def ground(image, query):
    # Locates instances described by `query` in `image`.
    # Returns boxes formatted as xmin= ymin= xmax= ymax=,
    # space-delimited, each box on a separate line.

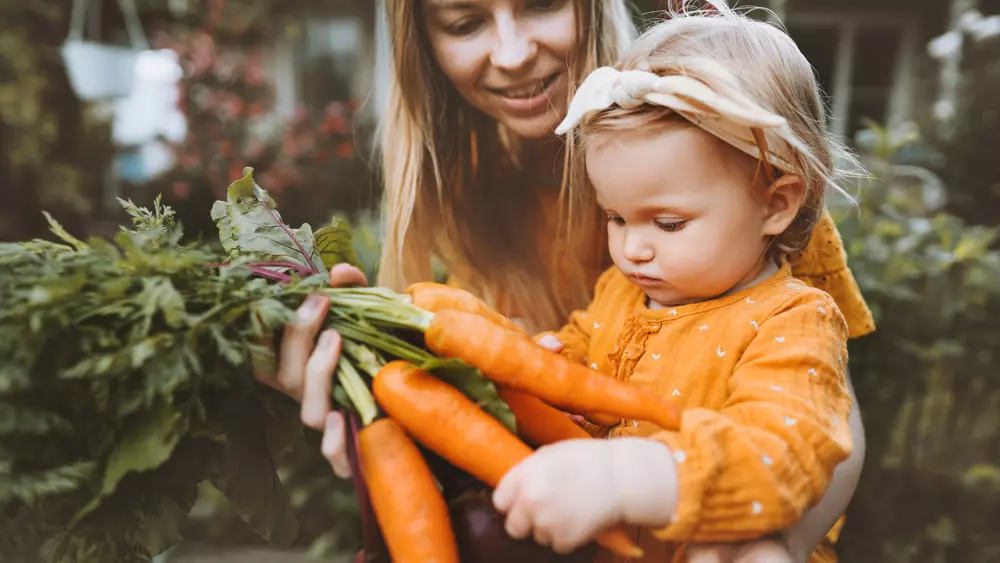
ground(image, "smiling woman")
xmin=421 ymin=0 xmax=576 ymax=138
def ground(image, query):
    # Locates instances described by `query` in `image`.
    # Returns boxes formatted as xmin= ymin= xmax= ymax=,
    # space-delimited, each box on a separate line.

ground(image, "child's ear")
xmin=761 ymin=174 xmax=805 ymax=237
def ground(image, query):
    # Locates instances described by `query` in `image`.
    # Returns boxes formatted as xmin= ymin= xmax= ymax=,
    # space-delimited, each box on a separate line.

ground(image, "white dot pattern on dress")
xmin=751 ymin=501 xmax=763 ymax=514
xmin=674 ymin=450 xmax=687 ymax=463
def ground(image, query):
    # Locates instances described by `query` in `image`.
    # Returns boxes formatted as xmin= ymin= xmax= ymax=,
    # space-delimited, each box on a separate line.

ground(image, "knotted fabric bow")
xmin=555 ymin=66 xmax=796 ymax=173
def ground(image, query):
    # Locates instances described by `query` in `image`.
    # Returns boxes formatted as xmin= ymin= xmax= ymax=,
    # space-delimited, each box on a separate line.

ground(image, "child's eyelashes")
xmin=604 ymin=214 xmax=687 ymax=232
xmin=655 ymin=219 xmax=688 ymax=233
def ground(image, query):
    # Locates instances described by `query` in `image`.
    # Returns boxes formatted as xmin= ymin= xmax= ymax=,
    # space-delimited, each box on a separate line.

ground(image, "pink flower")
xmin=172 ymin=182 xmax=192 ymax=200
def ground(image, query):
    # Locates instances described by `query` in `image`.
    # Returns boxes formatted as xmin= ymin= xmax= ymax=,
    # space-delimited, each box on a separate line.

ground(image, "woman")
xmin=260 ymin=1 xmax=872 ymax=561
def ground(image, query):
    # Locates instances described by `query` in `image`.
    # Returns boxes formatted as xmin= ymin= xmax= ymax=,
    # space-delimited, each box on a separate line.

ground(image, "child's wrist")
xmin=609 ymin=438 xmax=678 ymax=527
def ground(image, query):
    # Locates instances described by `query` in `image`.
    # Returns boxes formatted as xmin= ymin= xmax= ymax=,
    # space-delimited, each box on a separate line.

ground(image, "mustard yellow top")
xmin=550 ymin=264 xmax=853 ymax=563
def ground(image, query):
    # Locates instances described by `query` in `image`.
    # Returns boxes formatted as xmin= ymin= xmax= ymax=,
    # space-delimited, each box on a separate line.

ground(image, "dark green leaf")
xmin=70 ymin=402 xmax=188 ymax=526
xmin=210 ymin=393 xmax=299 ymax=547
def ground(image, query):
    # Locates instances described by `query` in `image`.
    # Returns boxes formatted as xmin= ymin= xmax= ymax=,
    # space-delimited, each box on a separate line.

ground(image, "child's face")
xmin=586 ymin=124 xmax=777 ymax=307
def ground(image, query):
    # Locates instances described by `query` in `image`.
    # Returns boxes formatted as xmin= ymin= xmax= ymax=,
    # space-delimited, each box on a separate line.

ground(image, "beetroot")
xmin=449 ymin=490 xmax=599 ymax=563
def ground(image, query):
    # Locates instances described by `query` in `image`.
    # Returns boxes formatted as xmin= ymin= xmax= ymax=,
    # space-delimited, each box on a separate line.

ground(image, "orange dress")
xmin=549 ymin=264 xmax=852 ymax=563
xmin=450 ymin=208 xmax=873 ymax=561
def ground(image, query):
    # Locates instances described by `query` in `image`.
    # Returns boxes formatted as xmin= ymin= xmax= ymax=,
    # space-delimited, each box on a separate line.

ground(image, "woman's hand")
xmin=254 ymin=263 xmax=367 ymax=478
xmin=686 ymin=540 xmax=795 ymax=563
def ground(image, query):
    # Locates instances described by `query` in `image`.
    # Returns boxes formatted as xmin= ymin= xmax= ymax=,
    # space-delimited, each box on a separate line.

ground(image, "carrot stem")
xmin=336 ymin=357 xmax=378 ymax=425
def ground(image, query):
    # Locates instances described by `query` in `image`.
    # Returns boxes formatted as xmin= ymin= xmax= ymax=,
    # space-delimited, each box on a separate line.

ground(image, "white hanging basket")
xmin=61 ymin=0 xmax=149 ymax=102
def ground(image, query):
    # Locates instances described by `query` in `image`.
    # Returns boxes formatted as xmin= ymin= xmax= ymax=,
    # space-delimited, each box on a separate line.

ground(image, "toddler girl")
xmin=491 ymin=4 xmax=859 ymax=562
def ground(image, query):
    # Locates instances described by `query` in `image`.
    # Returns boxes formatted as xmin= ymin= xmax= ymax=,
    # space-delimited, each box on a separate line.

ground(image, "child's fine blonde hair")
xmin=569 ymin=1 xmax=862 ymax=255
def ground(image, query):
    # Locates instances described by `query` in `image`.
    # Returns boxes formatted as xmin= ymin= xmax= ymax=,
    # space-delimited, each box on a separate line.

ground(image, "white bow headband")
xmin=555 ymin=66 xmax=796 ymax=173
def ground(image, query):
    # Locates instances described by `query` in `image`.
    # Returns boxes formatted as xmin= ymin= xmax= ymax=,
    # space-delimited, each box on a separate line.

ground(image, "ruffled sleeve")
xmin=789 ymin=209 xmax=875 ymax=338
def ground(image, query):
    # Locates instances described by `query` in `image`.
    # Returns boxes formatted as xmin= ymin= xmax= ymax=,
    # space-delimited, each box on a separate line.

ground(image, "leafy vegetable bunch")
xmin=0 ymin=169 xmax=680 ymax=563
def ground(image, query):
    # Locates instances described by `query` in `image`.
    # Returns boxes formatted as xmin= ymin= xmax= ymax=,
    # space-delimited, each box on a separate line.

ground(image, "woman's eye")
xmin=655 ymin=219 xmax=687 ymax=232
xmin=606 ymin=215 xmax=625 ymax=226
xmin=528 ymin=0 xmax=561 ymax=11
xmin=444 ymin=17 xmax=485 ymax=36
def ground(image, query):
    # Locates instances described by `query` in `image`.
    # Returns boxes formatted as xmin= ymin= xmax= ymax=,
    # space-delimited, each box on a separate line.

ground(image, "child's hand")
xmin=492 ymin=437 xmax=677 ymax=554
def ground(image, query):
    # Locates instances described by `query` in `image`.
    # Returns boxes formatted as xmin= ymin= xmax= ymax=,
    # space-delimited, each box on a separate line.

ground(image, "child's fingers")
xmin=536 ymin=334 xmax=564 ymax=352
xmin=532 ymin=523 xmax=553 ymax=548
xmin=492 ymin=467 xmax=522 ymax=513
xmin=502 ymin=500 xmax=533 ymax=540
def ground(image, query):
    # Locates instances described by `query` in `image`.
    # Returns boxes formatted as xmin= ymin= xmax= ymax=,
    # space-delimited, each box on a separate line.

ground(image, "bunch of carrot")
xmin=352 ymin=283 xmax=682 ymax=563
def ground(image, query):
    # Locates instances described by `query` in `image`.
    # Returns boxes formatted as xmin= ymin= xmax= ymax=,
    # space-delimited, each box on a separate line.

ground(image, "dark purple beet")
xmin=448 ymin=490 xmax=598 ymax=563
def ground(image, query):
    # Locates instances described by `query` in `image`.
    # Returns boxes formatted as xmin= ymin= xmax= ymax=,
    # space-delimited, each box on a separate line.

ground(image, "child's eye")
xmin=655 ymin=219 xmax=687 ymax=232
xmin=605 ymin=214 xmax=625 ymax=226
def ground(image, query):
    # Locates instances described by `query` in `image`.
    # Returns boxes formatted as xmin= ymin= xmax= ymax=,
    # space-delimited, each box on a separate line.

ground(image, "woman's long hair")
xmin=377 ymin=0 xmax=635 ymax=332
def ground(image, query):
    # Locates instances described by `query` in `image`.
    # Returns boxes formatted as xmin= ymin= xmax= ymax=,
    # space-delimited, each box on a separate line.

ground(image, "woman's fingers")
xmin=276 ymin=295 xmax=330 ymax=400
xmin=300 ymin=330 xmax=342 ymax=430
xmin=329 ymin=263 xmax=368 ymax=288
xmin=321 ymin=411 xmax=352 ymax=478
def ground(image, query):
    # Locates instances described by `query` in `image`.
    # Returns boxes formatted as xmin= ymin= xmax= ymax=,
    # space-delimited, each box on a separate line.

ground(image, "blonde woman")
xmin=260 ymin=1 xmax=872 ymax=561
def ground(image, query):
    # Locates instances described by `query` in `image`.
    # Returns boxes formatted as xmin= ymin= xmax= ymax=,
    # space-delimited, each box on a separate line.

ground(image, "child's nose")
xmin=622 ymin=231 xmax=654 ymax=263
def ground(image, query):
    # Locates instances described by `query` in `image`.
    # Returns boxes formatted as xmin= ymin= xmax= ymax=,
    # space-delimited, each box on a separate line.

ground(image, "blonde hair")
xmin=377 ymin=0 xmax=635 ymax=332
xmin=571 ymin=1 xmax=861 ymax=255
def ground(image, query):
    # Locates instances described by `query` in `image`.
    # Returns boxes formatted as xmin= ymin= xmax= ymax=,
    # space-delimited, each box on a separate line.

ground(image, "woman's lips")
xmin=489 ymin=73 xmax=562 ymax=114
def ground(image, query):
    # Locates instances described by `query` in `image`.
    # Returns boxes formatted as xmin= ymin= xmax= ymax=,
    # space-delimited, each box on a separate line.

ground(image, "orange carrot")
xmin=373 ymin=361 xmax=644 ymax=559
xmin=406 ymin=282 xmax=526 ymax=335
xmin=585 ymin=412 xmax=624 ymax=427
xmin=425 ymin=310 xmax=682 ymax=432
xmin=497 ymin=387 xmax=592 ymax=446
xmin=358 ymin=418 xmax=460 ymax=563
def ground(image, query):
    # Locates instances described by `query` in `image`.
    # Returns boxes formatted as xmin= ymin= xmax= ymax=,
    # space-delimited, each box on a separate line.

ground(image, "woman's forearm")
xmin=782 ymin=368 xmax=866 ymax=562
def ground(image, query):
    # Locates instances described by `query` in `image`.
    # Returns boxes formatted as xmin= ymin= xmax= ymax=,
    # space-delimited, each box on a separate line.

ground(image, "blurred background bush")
xmin=1 ymin=0 xmax=998 ymax=561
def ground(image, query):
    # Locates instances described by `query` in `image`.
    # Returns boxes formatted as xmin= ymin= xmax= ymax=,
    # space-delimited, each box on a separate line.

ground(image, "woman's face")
xmin=422 ymin=0 xmax=577 ymax=140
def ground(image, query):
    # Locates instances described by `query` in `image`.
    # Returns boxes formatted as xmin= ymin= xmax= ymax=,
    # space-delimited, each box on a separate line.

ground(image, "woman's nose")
xmin=490 ymin=15 xmax=537 ymax=72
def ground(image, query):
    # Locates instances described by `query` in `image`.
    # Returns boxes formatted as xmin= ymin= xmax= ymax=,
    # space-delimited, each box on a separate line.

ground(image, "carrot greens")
xmin=0 ymin=169 xmax=511 ymax=562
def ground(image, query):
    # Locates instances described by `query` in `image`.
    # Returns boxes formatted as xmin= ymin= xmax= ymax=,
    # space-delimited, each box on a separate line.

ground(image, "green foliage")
xmin=0 ymin=0 xmax=110 ymax=241
xmin=0 ymin=188 xmax=512 ymax=562
xmin=211 ymin=168 xmax=323 ymax=273
xmin=836 ymin=123 xmax=1000 ymax=562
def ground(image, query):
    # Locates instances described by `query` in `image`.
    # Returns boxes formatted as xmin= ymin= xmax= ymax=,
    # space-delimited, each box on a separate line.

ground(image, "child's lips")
xmin=628 ymin=273 xmax=662 ymax=285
